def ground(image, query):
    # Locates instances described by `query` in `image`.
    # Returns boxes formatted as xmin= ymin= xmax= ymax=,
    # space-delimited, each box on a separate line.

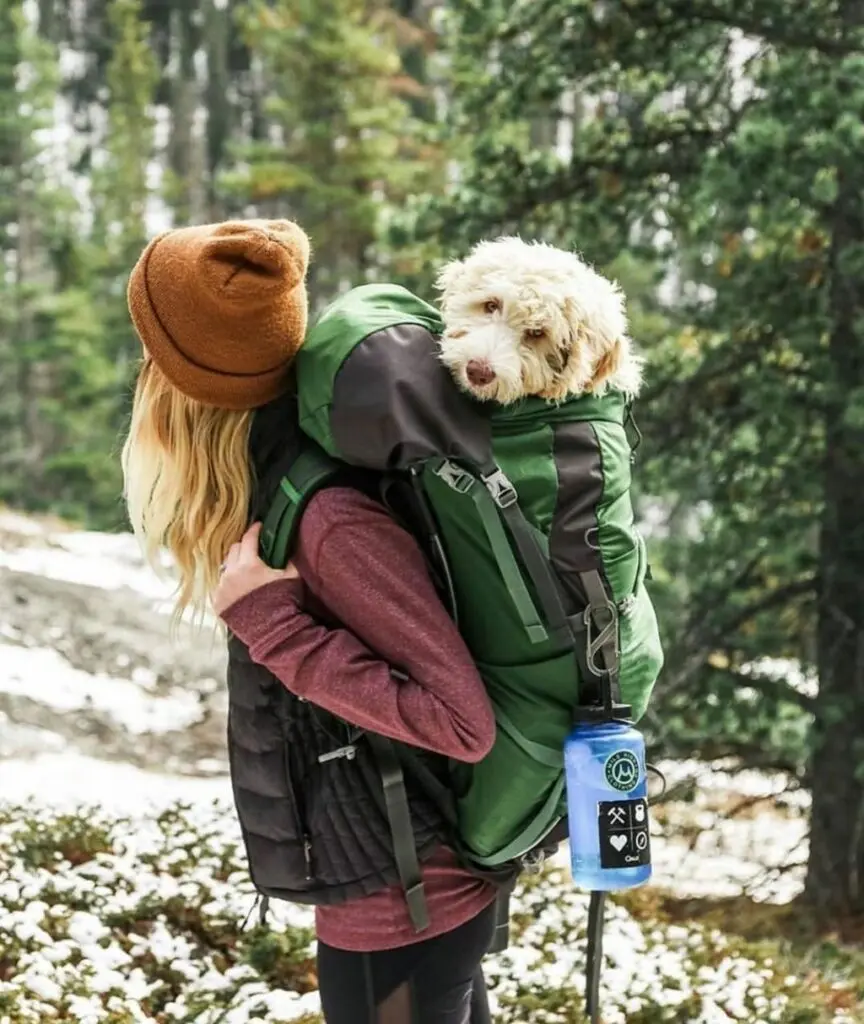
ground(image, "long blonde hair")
xmin=122 ymin=359 xmax=253 ymax=620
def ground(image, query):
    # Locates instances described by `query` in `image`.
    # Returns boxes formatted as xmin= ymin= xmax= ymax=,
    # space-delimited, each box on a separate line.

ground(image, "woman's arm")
xmin=219 ymin=487 xmax=495 ymax=763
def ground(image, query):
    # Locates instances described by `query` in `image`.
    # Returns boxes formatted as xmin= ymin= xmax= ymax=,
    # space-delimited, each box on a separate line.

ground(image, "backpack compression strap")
xmin=429 ymin=458 xmax=622 ymax=704
xmin=259 ymin=444 xmax=343 ymax=568
xmin=430 ymin=460 xmax=571 ymax=645
xmin=366 ymin=732 xmax=430 ymax=933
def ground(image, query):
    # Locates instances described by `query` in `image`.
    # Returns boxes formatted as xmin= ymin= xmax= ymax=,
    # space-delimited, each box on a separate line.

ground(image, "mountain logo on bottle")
xmin=604 ymin=750 xmax=640 ymax=792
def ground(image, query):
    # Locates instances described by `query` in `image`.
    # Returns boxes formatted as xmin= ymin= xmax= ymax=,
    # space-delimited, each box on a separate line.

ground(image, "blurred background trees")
xmin=1 ymin=0 xmax=863 ymax=918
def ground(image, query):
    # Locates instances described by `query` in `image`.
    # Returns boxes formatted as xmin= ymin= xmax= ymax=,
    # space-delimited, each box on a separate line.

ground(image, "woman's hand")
xmin=212 ymin=522 xmax=299 ymax=617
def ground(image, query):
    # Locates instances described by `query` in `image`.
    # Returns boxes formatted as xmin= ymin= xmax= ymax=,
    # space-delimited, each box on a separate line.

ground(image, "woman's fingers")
xmin=239 ymin=521 xmax=263 ymax=564
xmin=223 ymin=541 xmax=242 ymax=570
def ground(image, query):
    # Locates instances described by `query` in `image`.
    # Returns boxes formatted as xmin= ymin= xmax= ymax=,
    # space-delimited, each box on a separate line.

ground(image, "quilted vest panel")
xmin=225 ymin=395 xmax=450 ymax=904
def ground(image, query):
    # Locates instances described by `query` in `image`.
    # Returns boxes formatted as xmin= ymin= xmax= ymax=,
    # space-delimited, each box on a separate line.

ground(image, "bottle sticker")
xmin=598 ymin=798 xmax=651 ymax=869
xmin=604 ymin=750 xmax=641 ymax=792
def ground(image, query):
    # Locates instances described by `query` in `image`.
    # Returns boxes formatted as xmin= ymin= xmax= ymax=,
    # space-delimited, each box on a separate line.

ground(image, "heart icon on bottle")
xmin=610 ymin=834 xmax=628 ymax=852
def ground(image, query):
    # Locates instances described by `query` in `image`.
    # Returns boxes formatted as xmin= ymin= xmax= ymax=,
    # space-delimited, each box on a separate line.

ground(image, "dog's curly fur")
xmin=437 ymin=237 xmax=643 ymax=405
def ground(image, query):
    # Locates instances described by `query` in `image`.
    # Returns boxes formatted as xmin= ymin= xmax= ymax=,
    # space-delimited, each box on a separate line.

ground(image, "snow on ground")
xmin=0 ymin=645 xmax=202 ymax=737
xmin=1 ymin=800 xmax=856 ymax=1024
xmin=0 ymin=752 xmax=233 ymax=814
xmin=0 ymin=510 xmax=176 ymax=606
xmin=649 ymin=759 xmax=809 ymax=903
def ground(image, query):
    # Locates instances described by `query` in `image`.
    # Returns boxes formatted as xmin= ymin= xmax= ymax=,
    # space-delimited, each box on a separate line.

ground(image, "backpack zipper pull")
xmin=318 ymin=744 xmax=357 ymax=763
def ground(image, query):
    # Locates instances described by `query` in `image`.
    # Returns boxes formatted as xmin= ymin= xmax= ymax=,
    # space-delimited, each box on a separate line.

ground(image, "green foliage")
xmin=92 ymin=0 xmax=158 ymax=276
xmin=0 ymin=0 xmax=157 ymax=526
xmin=229 ymin=0 xmax=437 ymax=306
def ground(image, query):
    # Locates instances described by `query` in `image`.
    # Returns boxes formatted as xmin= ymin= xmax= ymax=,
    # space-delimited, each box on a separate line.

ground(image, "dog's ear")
xmin=588 ymin=337 xmax=624 ymax=394
xmin=435 ymin=259 xmax=464 ymax=302
xmin=588 ymin=335 xmax=643 ymax=396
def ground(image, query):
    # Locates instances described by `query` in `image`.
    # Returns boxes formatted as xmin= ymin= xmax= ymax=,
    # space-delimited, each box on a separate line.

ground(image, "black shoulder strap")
xmin=259 ymin=443 xmax=343 ymax=568
xmin=379 ymin=469 xmax=460 ymax=623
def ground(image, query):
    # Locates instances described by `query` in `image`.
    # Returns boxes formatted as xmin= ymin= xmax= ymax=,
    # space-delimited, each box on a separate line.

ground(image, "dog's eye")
xmin=483 ymin=299 xmax=501 ymax=315
xmin=524 ymin=327 xmax=546 ymax=340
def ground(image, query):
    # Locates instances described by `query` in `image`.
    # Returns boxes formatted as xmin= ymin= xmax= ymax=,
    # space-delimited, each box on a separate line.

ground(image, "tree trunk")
xmin=805 ymin=0 xmax=864 ymax=916
xmin=203 ymin=0 xmax=230 ymax=220
xmin=167 ymin=4 xmax=199 ymax=223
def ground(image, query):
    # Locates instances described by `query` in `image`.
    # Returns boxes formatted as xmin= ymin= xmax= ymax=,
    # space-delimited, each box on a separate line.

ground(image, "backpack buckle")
xmin=482 ymin=468 xmax=518 ymax=508
xmin=434 ymin=460 xmax=476 ymax=495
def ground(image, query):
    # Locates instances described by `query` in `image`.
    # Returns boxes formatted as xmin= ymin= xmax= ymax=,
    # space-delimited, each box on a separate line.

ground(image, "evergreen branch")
xmin=664 ymin=576 xmax=819 ymax=696
xmin=707 ymin=665 xmax=817 ymax=713
xmin=465 ymin=119 xmax=737 ymax=228
xmin=644 ymin=1 xmax=860 ymax=58
xmin=708 ymin=576 xmax=819 ymax=648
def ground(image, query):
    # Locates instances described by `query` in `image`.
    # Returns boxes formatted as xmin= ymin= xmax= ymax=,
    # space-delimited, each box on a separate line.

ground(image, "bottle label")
xmin=603 ymin=749 xmax=641 ymax=792
xmin=598 ymin=797 xmax=651 ymax=869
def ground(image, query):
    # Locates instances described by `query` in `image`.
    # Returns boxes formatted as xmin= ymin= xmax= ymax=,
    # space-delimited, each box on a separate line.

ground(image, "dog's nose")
xmin=466 ymin=360 xmax=496 ymax=386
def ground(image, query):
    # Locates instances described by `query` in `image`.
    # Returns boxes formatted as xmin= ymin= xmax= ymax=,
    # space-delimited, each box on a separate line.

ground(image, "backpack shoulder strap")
xmin=259 ymin=443 xmax=344 ymax=568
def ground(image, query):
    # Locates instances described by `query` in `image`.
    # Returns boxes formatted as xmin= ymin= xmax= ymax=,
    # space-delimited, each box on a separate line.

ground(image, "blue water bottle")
xmin=565 ymin=702 xmax=652 ymax=891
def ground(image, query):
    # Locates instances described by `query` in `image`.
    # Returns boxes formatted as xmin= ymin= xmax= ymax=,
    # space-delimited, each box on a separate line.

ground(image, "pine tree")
xmin=90 ymin=0 xmax=157 ymax=388
xmin=0 ymin=0 xmax=24 ymax=494
xmin=230 ymin=0 xmax=428 ymax=305
xmin=0 ymin=1 xmax=84 ymax=512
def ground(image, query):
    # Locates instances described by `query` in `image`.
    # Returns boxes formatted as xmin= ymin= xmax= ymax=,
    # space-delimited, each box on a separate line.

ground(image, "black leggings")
xmin=316 ymin=902 xmax=496 ymax=1024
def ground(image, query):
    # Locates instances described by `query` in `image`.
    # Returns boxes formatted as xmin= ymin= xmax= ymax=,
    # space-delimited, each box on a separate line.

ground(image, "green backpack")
xmin=260 ymin=283 xmax=663 ymax=938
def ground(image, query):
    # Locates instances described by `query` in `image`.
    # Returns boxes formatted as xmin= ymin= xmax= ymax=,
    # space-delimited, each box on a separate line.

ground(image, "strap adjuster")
xmin=433 ymin=459 xmax=475 ymax=495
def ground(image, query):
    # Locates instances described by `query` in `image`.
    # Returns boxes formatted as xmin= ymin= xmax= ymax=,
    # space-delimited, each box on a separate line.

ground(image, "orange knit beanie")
xmin=127 ymin=219 xmax=311 ymax=410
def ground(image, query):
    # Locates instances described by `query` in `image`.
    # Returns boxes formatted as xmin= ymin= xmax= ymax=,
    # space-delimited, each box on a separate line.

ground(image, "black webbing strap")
xmin=495 ymin=500 xmax=571 ymax=639
xmin=389 ymin=745 xmax=459 ymax=828
xmin=488 ymin=888 xmax=512 ymax=954
xmin=381 ymin=470 xmax=460 ymax=625
xmin=585 ymin=891 xmax=606 ymax=1024
xmin=496 ymin=502 xmax=621 ymax=709
xmin=367 ymin=733 xmax=430 ymax=933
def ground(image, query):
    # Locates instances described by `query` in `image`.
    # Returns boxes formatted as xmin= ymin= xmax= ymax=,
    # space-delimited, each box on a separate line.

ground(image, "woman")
xmin=122 ymin=219 xmax=499 ymax=1024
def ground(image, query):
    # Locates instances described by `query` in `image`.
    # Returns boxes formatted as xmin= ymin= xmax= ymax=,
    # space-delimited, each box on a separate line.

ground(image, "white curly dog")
xmin=437 ymin=237 xmax=643 ymax=405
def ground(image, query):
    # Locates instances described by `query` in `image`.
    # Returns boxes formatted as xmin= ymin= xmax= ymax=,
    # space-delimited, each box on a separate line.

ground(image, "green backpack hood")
xmin=263 ymin=283 xmax=664 ymax=869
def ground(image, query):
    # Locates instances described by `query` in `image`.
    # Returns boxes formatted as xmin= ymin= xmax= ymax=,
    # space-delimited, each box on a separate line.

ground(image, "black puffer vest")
xmin=226 ymin=394 xmax=452 ymax=906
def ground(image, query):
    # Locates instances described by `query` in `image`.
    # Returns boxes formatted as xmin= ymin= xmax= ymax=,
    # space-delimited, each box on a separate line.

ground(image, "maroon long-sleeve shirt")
xmin=220 ymin=486 xmax=497 ymax=951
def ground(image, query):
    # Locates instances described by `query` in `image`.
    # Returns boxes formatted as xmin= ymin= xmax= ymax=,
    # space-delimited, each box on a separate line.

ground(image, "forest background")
xmin=2 ymin=0 xmax=864 ymax=1006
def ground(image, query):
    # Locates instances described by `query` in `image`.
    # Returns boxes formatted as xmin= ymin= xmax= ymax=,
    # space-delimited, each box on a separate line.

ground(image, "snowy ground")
xmin=4 ymin=798 xmax=849 ymax=1024
xmin=0 ymin=509 xmax=852 ymax=1024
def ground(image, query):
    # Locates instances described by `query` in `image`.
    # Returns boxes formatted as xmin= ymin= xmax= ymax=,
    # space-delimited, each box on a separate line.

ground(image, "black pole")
xmin=585 ymin=890 xmax=606 ymax=1023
